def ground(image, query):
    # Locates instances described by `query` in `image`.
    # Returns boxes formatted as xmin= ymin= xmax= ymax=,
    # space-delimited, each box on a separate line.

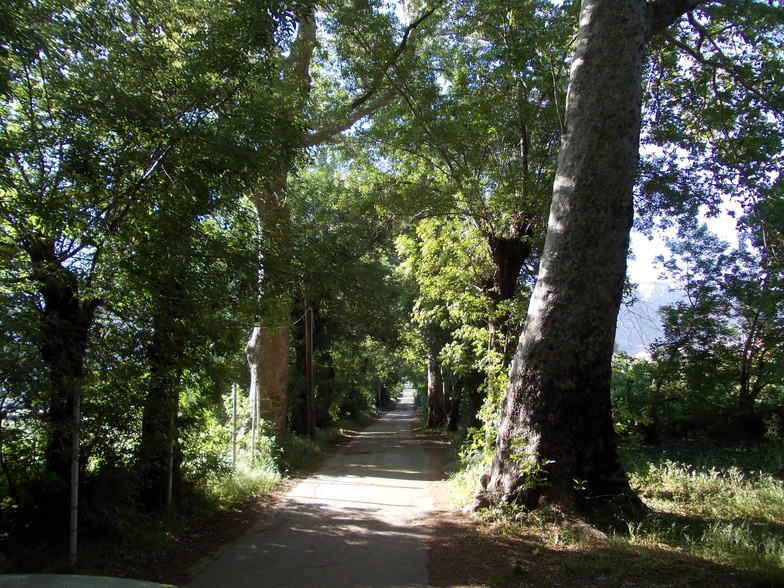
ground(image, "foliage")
xmin=285 ymin=155 xmax=411 ymax=428
xmin=0 ymin=0 xmax=300 ymax=556
xmin=1 ymin=0 xmax=783 ymax=571
xmin=636 ymin=219 xmax=784 ymax=438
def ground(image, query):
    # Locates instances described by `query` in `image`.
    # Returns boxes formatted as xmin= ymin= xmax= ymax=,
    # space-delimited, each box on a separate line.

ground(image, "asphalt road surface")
xmin=188 ymin=385 xmax=443 ymax=588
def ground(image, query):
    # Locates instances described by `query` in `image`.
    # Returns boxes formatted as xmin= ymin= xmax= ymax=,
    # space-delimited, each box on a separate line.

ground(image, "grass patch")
xmin=620 ymin=444 xmax=784 ymax=582
xmin=443 ymin=440 xmax=784 ymax=586
xmin=446 ymin=464 xmax=484 ymax=508
xmin=208 ymin=458 xmax=281 ymax=507
xmin=621 ymin=442 xmax=784 ymax=583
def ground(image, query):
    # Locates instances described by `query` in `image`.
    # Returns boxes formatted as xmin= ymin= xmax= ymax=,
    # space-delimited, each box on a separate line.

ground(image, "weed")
xmin=208 ymin=458 xmax=281 ymax=507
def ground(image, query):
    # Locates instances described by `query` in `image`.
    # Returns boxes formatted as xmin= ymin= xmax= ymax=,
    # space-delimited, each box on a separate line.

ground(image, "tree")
xmin=286 ymin=154 xmax=409 ymax=431
xmin=653 ymin=220 xmax=784 ymax=436
xmin=627 ymin=0 xmax=784 ymax=439
xmin=0 ymin=0 xmax=298 ymax=550
xmin=245 ymin=2 xmax=438 ymax=442
xmin=374 ymin=0 xmax=575 ymax=339
xmin=478 ymin=0 xmax=707 ymax=518
xmin=366 ymin=0 xmax=576 ymax=432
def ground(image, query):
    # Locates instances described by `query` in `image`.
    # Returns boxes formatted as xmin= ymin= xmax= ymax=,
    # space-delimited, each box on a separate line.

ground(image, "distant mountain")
xmin=615 ymin=281 xmax=683 ymax=357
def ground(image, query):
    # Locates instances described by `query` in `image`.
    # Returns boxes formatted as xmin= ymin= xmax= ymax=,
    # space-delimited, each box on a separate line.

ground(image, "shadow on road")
xmin=189 ymin=386 xmax=443 ymax=588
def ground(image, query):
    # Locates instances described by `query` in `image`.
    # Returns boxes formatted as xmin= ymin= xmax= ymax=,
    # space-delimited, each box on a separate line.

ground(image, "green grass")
xmin=208 ymin=458 xmax=281 ymax=507
xmin=621 ymin=444 xmax=784 ymax=581
xmin=447 ymin=464 xmax=484 ymax=508
xmin=447 ymin=440 xmax=784 ymax=586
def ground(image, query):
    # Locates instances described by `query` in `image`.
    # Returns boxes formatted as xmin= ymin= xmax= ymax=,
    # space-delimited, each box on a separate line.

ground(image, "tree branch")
xmin=304 ymin=88 xmax=397 ymax=147
xmin=291 ymin=8 xmax=317 ymax=89
xmin=646 ymin=0 xmax=708 ymax=41
xmin=348 ymin=4 xmax=439 ymax=112
xmin=662 ymin=32 xmax=773 ymax=110
xmin=304 ymin=3 xmax=440 ymax=148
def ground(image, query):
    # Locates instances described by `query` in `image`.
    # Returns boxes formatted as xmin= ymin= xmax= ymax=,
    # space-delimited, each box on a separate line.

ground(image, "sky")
xmin=618 ymin=207 xmax=742 ymax=355
xmin=626 ymin=206 xmax=742 ymax=285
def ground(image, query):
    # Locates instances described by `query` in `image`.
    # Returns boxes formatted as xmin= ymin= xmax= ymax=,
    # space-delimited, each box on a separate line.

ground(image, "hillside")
xmin=615 ymin=281 xmax=683 ymax=356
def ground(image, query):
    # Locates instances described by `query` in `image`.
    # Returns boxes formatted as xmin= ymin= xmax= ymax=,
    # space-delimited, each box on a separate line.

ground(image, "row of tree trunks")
xmin=243 ymin=3 xmax=436 ymax=444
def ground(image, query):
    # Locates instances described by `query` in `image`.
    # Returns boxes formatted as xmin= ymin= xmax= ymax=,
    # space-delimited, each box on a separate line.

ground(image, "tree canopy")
xmin=1 ymin=0 xmax=783 ymax=564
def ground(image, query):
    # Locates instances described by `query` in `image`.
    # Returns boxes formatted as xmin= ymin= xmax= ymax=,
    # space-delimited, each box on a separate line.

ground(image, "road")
xmin=188 ymin=385 xmax=443 ymax=588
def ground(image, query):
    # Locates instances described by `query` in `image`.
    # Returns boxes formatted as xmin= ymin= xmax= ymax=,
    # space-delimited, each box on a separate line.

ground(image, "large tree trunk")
xmin=30 ymin=248 xmax=96 ymax=487
xmin=482 ymin=228 xmax=534 ymax=357
xmin=481 ymin=0 xmax=701 ymax=519
xmin=137 ymin=318 xmax=181 ymax=511
xmin=246 ymin=322 xmax=290 ymax=444
xmin=246 ymin=172 xmax=294 ymax=443
xmin=26 ymin=237 xmax=98 ymax=544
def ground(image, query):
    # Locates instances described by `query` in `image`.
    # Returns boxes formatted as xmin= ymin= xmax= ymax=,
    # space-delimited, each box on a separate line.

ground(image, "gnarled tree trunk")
xmin=480 ymin=0 xmax=704 ymax=519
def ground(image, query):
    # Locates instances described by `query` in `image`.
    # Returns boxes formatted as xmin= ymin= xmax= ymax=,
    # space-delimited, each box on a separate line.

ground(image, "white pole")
xmin=251 ymin=382 xmax=258 ymax=464
xmin=69 ymin=388 xmax=80 ymax=563
xmin=232 ymin=384 xmax=237 ymax=466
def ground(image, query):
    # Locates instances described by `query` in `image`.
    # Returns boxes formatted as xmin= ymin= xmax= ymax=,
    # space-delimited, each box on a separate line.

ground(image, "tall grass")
xmin=208 ymin=457 xmax=281 ymax=507
xmin=624 ymin=448 xmax=784 ymax=579
xmin=629 ymin=459 xmax=784 ymax=521
xmin=447 ymin=441 xmax=784 ymax=583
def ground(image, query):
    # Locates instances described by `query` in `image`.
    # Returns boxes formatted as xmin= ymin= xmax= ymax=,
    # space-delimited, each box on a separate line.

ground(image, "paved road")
xmin=188 ymin=386 xmax=443 ymax=588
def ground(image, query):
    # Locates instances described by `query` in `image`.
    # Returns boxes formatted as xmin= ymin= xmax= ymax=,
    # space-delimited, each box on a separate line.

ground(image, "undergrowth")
xmin=449 ymin=440 xmax=784 ymax=585
xmin=622 ymin=448 xmax=784 ymax=581
xmin=0 ymin=414 xmax=373 ymax=577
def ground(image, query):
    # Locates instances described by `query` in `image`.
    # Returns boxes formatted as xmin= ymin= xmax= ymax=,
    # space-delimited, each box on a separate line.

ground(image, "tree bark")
xmin=137 ymin=324 xmax=181 ymax=511
xmin=247 ymin=171 xmax=293 ymax=444
xmin=246 ymin=321 xmax=290 ymax=443
xmin=481 ymin=0 xmax=702 ymax=519
xmin=427 ymin=349 xmax=447 ymax=428
xmin=27 ymin=239 xmax=97 ymax=481
xmin=24 ymin=237 xmax=98 ymax=544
